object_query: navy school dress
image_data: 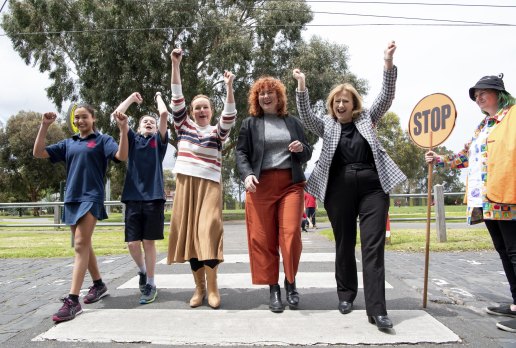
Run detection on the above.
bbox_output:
[46,131,120,225]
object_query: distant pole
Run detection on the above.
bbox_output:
[434,184,447,242]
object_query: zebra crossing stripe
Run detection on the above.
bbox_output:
[117,272,392,289]
[34,309,460,345]
[158,252,357,264]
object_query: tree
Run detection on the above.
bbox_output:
[0,111,66,210]
[2,1,363,149]
[3,1,369,206]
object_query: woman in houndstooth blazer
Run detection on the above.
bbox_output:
[294,41,406,330]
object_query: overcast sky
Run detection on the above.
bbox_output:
[1,1,515,173]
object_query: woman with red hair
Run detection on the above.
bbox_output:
[236,76,312,313]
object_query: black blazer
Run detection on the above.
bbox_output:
[236,115,312,184]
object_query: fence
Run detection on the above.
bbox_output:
[0,186,464,230]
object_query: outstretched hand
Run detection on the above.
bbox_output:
[384,40,396,60]
[113,110,129,130]
[171,48,183,65]
[224,70,235,86]
[41,112,57,126]
[292,68,305,82]
[425,150,436,164]
[130,92,143,105]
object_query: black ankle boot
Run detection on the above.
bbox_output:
[284,278,299,309]
[269,284,283,313]
[368,315,393,330]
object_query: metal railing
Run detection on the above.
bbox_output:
[0,189,466,228]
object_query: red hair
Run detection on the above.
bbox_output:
[248,76,288,117]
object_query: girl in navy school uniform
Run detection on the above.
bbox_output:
[33,105,129,322]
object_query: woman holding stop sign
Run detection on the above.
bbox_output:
[426,74,516,333]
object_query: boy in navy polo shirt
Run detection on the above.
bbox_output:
[114,92,169,304]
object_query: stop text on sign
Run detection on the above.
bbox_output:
[412,104,452,135]
[409,93,457,149]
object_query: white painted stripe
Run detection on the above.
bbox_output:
[158,252,355,264]
[34,309,460,345]
[117,272,392,289]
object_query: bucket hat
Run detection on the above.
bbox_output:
[469,73,507,101]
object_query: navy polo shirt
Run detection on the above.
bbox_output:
[121,129,169,202]
[46,132,119,204]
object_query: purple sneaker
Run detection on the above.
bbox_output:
[52,297,83,322]
[83,283,109,304]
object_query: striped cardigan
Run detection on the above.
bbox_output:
[170,84,237,183]
[296,67,406,202]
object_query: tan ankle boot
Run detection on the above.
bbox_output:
[205,266,220,309]
[190,268,206,307]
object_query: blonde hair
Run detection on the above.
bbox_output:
[190,94,213,116]
[326,83,363,120]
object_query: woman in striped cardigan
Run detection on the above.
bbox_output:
[163,48,236,309]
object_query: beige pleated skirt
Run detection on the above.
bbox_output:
[167,173,224,264]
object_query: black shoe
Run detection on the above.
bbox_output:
[368,315,393,330]
[284,278,299,309]
[497,319,516,332]
[269,284,284,313]
[486,304,516,318]
[338,301,353,314]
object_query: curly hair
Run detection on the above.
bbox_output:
[248,76,288,117]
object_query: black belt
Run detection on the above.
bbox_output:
[343,163,376,171]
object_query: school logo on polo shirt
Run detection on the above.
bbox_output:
[149,138,157,149]
[87,140,96,148]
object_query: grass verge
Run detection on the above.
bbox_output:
[0,225,494,258]
[319,227,493,252]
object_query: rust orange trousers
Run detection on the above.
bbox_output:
[245,169,304,284]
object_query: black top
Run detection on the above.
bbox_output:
[331,122,374,169]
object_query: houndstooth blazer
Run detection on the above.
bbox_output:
[295,66,407,203]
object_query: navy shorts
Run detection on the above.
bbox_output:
[124,200,165,242]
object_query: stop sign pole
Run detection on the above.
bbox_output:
[408,93,457,308]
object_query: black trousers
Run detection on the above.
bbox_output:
[485,220,516,303]
[325,166,389,316]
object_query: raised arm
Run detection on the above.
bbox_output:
[33,112,57,159]
[113,111,130,161]
[155,92,169,142]
[114,92,143,114]
[369,41,398,124]
[217,70,237,142]
[169,48,188,131]
[293,68,325,138]
[171,48,182,86]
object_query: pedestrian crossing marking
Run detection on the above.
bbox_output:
[158,252,358,264]
[117,272,393,289]
[34,309,460,345]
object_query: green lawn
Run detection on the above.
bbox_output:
[319,227,493,252]
[0,205,488,258]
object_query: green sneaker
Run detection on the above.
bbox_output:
[140,284,157,304]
